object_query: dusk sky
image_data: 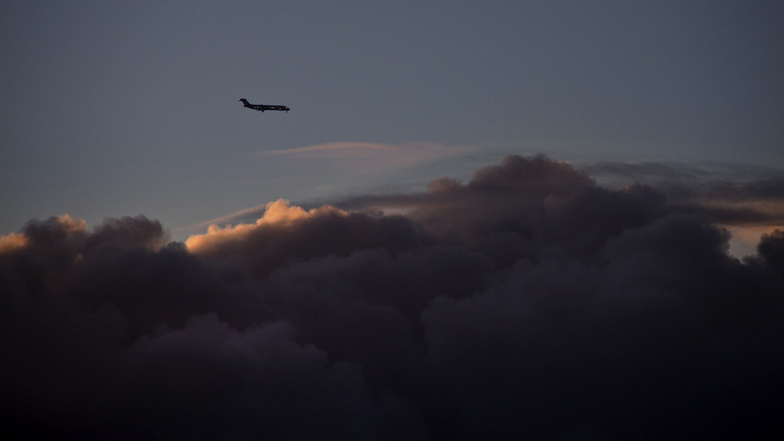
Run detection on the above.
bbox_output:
[2,1,784,440]
[2,0,782,239]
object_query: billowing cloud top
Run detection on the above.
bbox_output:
[2,155,783,440]
[185,199,347,254]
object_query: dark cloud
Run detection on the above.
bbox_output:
[581,161,784,226]
[2,155,783,440]
[755,229,784,276]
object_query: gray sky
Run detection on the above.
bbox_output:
[2,0,782,240]
[2,4,784,437]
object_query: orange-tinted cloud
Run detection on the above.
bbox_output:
[185,199,347,254]
[0,214,87,254]
[0,232,28,253]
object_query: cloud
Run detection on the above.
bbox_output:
[754,229,784,275]
[263,141,463,159]
[0,232,27,253]
[578,160,784,258]
[2,155,784,440]
[260,141,475,173]
[184,199,334,254]
[582,160,784,225]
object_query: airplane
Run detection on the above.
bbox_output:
[239,98,290,113]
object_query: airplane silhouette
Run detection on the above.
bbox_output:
[239,98,290,113]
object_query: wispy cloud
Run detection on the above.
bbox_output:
[172,142,485,237]
[260,141,476,171]
[174,203,273,237]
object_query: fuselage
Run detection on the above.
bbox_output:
[260,105,290,112]
[239,98,290,112]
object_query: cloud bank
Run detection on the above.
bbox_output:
[2,155,783,440]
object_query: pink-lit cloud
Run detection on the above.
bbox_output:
[185,199,348,254]
[0,232,28,253]
[260,141,475,172]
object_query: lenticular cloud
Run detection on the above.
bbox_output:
[2,155,783,440]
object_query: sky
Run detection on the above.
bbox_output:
[1,1,784,439]
[1,0,782,239]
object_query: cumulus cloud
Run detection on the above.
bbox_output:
[0,232,27,253]
[184,199,337,253]
[582,160,784,226]
[2,155,783,440]
[578,160,784,258]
